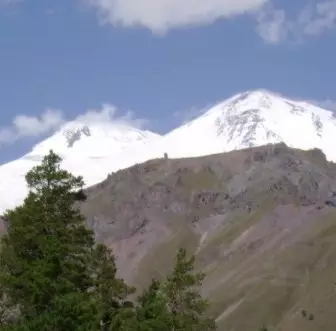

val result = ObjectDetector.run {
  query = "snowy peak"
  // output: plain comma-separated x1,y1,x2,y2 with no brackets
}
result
161,90,336,160
221,90,335,142
206,89,333,120
27,121,161,159
0,120,162,212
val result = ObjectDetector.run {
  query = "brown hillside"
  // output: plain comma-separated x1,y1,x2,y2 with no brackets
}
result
79,143,336,331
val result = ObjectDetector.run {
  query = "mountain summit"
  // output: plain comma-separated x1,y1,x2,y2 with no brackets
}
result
29,121,160,159
0,89,335,213
156,89,336,160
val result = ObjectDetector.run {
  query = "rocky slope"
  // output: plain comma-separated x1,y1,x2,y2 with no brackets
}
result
78,143,336,331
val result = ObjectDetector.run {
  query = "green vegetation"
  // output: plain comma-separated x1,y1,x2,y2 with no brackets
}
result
0,150,216,330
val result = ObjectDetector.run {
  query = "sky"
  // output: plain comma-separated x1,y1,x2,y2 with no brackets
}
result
0,0,335,163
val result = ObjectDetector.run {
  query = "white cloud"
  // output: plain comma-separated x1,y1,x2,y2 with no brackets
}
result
256,0,336,44
256,5,290,44
84,0,336,43
13,109,64,137
73,103,150,129
0,109,64,145
85,0,269,34
4,0,336,43
300,0,336,36
0,104,150,146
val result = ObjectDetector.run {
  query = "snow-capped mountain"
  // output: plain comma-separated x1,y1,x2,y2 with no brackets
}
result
0,89,336,213
153,89,336,160
0,121,161,212
30,122,160,159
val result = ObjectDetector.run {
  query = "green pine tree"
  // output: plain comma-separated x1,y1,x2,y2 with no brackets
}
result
90,243,135,330
161,248,217,331
0,150,133,330
135,279,171,331
132,248,217,331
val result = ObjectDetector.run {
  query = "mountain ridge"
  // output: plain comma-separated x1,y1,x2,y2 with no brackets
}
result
0,89,336,213
157,89,336,159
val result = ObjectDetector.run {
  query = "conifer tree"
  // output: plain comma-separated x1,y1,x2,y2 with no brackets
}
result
161,248,217,331
132,249,217,331
90,243,135,330
135,279,171,331
0,150,132,330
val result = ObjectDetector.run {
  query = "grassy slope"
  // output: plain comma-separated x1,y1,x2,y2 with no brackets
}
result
132,205,336,331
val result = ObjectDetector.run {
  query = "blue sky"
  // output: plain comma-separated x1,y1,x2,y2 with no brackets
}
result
0,0,335,163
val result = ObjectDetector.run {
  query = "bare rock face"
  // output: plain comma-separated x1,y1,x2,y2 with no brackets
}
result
63,125,91,148
80,144,336,272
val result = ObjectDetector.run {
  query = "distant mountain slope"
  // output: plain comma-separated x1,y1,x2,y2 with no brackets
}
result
79,143,336,331
1,89,336,213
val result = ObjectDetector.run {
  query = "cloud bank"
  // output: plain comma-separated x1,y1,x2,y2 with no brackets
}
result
0,104,149,146
0,109,64,145
4,0,336,43
74,103,150,129
256,0,336,44
86,0,268,33
85,0,336,43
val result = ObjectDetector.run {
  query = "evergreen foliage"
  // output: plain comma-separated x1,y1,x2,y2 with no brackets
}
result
129,248,217,331
0,151,132,330
161,248,216,331
0,150,216,330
